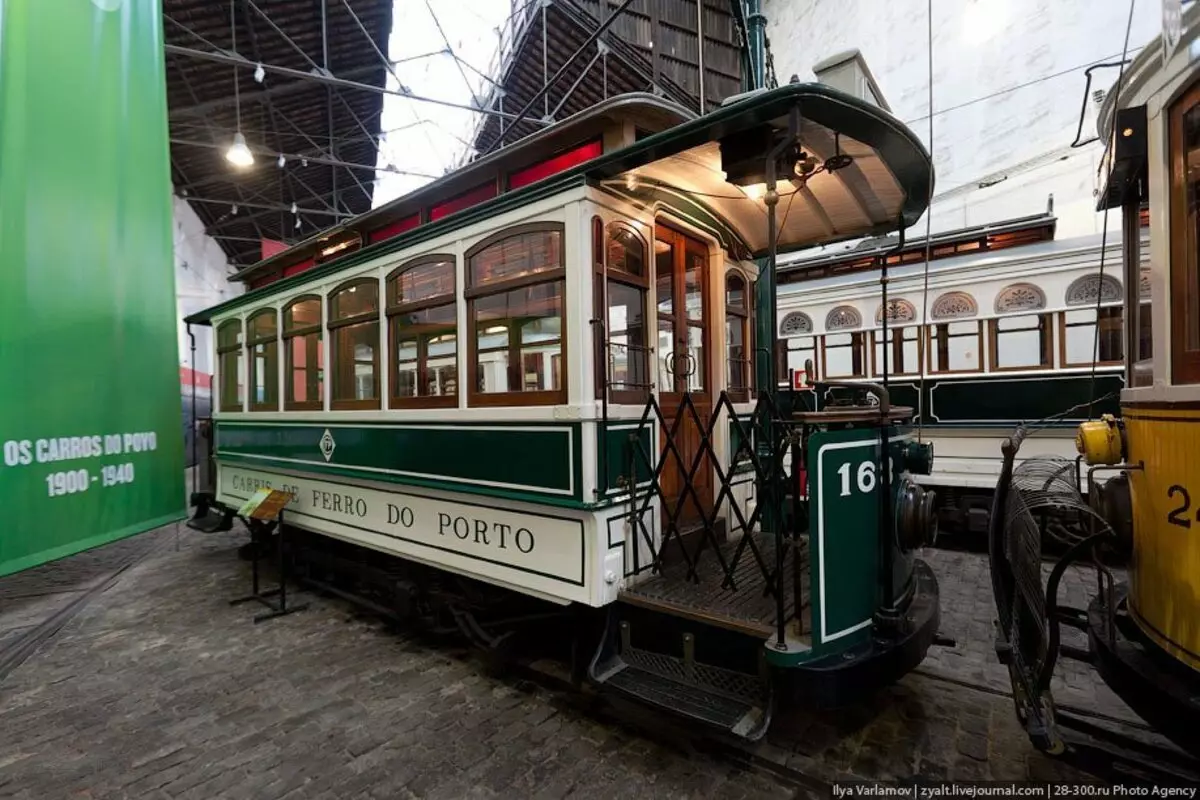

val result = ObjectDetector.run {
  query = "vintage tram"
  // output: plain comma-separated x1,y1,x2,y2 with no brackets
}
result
990,9,1200,757
186,79,940,739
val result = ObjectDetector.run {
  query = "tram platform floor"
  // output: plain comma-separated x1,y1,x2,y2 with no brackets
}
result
0,524,1186,799
619,530,809,638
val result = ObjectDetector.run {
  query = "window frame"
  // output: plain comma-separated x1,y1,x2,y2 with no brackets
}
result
593,217,651,405
282,295,324,411
1169,79,1200,384
869,326,922,377
327,277,382,410
821,331,866,379
246,308,280,412
725,270,754,401
1058,305,1124,368
987,314,1053,372
926,320,984,375
464,222,567,407
216,319,244,412
386,254,459,409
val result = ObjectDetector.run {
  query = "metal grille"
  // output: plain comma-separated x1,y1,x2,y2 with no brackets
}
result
621,645,765,702
622,391,795,595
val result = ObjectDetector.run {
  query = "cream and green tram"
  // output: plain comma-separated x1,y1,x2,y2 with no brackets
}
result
990,9,1200,758
187,83,940,738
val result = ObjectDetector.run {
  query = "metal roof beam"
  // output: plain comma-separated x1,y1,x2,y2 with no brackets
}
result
168,58,269,245
170,63,384,120
494,0,637,152
161,46,550,125
185,195,348,218
168,136,430,178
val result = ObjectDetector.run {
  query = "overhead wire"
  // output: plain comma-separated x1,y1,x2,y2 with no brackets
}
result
916,0,935,443
1087,0,1137,419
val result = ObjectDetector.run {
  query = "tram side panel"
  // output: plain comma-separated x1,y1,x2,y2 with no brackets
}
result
211,416,665,609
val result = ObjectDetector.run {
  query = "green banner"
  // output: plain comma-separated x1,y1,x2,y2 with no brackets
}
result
0,0,184,576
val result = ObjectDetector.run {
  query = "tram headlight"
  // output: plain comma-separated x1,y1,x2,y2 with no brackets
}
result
1075,414,1124,466
896,478,937,551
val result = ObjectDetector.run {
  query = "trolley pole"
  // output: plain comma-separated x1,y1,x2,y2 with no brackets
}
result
745,0,768,92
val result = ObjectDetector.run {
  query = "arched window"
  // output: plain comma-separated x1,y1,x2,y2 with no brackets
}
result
777,312,814,385
779,311,812,336
928,289,981,374
217,319,244,412
823,305,864,378
825,305,862,330
726,271,753,398
1061,275,1124,367
991,283,1051,371
874,299,917,324
247,309,279,411
466,223,566,405
387,255,457,407
871,299,919,376
1064,274,1122,306
283,296,323,410
930,291,977,320
594,218,650,404
328,278,380,409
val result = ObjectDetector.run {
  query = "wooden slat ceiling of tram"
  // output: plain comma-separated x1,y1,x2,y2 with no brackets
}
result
165,0,392,268
472,0,746,155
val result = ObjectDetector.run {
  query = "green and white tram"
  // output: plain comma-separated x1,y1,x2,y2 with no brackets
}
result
187,82,940,738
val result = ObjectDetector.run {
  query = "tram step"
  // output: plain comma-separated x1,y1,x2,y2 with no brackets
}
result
602,662,767,737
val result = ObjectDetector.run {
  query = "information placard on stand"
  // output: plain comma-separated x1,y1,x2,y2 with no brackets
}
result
230,489,308,623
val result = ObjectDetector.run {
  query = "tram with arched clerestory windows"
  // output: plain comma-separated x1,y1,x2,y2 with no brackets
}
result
186,80,940,739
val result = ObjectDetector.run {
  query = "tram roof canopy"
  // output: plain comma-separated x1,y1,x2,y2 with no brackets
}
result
591,82,933,258
187,82,933,325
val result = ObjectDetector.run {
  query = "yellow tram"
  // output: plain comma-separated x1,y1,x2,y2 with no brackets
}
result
1079,10,1200,751
994,9,1200,757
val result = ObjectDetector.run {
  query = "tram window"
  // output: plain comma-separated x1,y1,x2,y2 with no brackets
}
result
594,219,650,404
726,273,753,399
1134,302,1153,385
1061,307,1123,366
780,336,817,386
247,309,279,411
871,327,920,376
989,314,1051,370
216,319,244,412
328,279,380,409
928,321,982,373
466,224,566,405
283,297,324,410
823,332,865,378
1169,84,1200,383
387,256,457,408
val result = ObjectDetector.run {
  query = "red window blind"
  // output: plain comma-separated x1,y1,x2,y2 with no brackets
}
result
508,140,602,190
430,183,497,222
369,213,420,244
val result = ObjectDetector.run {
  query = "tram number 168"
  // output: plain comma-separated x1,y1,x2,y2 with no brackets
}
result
836,461,877,497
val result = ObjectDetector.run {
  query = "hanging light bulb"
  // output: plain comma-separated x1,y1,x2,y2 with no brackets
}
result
225,131,254,167
301,158,308,168
231,204,239,215
290,202,298,214
277,154,286,168
294,216,302,230
254,63,266,83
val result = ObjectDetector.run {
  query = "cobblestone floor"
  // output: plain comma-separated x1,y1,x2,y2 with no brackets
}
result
0,529,1185,799
0,528,797,800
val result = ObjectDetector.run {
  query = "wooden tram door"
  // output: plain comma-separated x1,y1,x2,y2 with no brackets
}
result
654,224,716,548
